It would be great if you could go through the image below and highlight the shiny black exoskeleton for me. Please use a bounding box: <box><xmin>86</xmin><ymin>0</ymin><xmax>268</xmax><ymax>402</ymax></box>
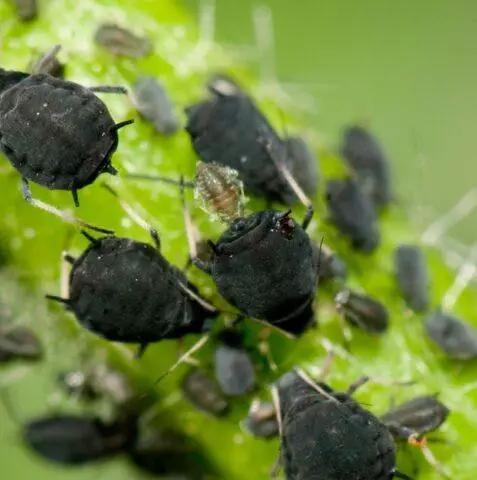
<box><xmin>326</xmin><ymin>177</ymin><xmax>380</xmax><ymax>253</ymax></box>
<box><xmin>47</xmin><ymin>235</ymin><xmax>218</xmax><ymax>347</ymax></box>
<box><xmin>194</xmin><ymin>210</ymin><xmax>319</xmax><ymax>335</ymax></box>
<box><xmin>274</xmin><ymin>371</ymin><xmax>410</xmax><ymax>480</ymax></box>
<box><xmin>186</xmin><ymin>80</ymin><xmax>315</xmax><ymax>205</ymax></box>
<box><xmin>0</xmin><ymin>69</ymin><xmax>131</xmax><ymax>205</ymax></box>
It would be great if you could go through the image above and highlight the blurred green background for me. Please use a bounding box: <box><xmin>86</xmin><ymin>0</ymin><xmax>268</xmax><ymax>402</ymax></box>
<box><xmin>1</xmin><ymin>1</ymin><xmax>477</xmax><ymax>479</ymax></box>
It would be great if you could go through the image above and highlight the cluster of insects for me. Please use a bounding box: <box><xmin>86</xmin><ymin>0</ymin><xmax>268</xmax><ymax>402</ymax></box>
<box><xmin>2</xmin><ymin>11</ymin><xmax>474</xmax><ymax>480</ymax></box>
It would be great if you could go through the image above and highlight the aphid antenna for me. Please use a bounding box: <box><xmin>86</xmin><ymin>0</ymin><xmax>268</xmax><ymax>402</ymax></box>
<box><xmin>111</xmin><ymin>119</ymin><xmax>135</xmax><ymax>132</ymax></box>
<box><xmin>411</xmin><ymin>436</ymin><xmax>451</xmax><ymax>479</ymax></box>
<box><xmin>20</xmin><ymin>178</ymin><xmax>114</xmax><ymax>234</ymax></box>
<box><xmin>294</xmin><ymin>368</ymin><xmax>340</xmax><ymax>404</ymax></box>
<box><xmin>176</xmin><ymin>280</ymin><xmax>218</xmax><ymax>313</ymax></box>
<box><xmin>270</xmin><ymin>385</ymin><xmax>283</xmax><ymax>437</ymax></box>
<box><xmin>393</xmin><ymin>471</ymin><xmax>414</xmax><ymax>480</ymax></box>
<box><xmin>31</xmin><ymin>44</ymin><xmax>62</xmax><ymax>74</ymax></box>
<box><xmin>258</xmin><ymin>126</ymin><xmax>314</xmax><ymax>230</ymax></box>
<box><xmin>318</xmin><ymin>348</ymin><xmax>334</xmax><ymax>382</ymax></box>
<box><xmin>101</xmin><ymin>182</ymin><xmax>161</xmax><ymax>249</ymax></box>
<box><xmin>126</xmin><ymin>172</ymin><xmax>195</xmax><ymax>188</ymax></box>
<box><xmin>441</xmin><ymin>242</ymin><xmax>477</xmax><ymax>311</ymax></box>
<box><xmin>421</xmin><ymin>187</ymin><xmax>477</xmax><ymax>246</ymax></box>
<box><xmin>88</xmin><ymin>85</ymin><xmax>128</xmax><ymax>95</ymax></box>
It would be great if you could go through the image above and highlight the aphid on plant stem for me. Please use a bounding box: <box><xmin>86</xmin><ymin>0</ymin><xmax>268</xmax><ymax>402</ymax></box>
<box><xmin>335</xmin><ymin>288</ymin><xmax>389</xmax><ymax>334</ymax></box>
<box><xmin>272</xmin><ymin>369</ymin><xmax>411</xmax><ymax>480</ymax></box>
<box><xmin>0</xmin><ymin>324</ymin><xmax>42</xmax><ymax>363</ymax></box>
<box><xmin>94</xmin><ymin>24</ymin><xmax>152</xmax><ymax>58</ymax></box>
<box><xmin>394</xmin><ymin>244</ymin><xmax>429</xmax><ymax>312</ymax></box>
<box><xmin>0</xmin><ymin>46</ymin><xmax>133</xmax><ymax>233</ymax></box>
<box><xmin>194</xmin><ymin>161</ymin><xmax>246</xmax><ymax>222</ymax></box>
<box><xmin>180</xmin><ymin>368</ymin><xmax>229</xmax><ymax>417</ymax></box>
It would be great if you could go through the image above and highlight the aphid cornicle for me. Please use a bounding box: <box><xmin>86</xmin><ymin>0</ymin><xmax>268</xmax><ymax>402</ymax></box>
<box><xmin>185</xmin><ymin>78</ymin><xmax>306</xmax><ymax>205</ymax></box>
<box><xmin>0</xmin><ymin>325</ymin><xmax>42</xmax><ymax>363</ymax></box>
<box><xmin>326</xmin><ymin>177</ymin><xmax>380</xmax><ymax>253</ymax></box>
<box><xmin>47</xmin><ymin>233</ymin><xmax>218</xmax><ymax>350</ymax></box>
<box><xmin>273</xmin><ymin>370</ymin><xmax>410</xmax><ymax>480</ymax></box>
<box><xmin>0</xmin><ymin>59</ymin><xmax>133</xmax><ymax>228</ymax></box>
<box><xmin>214</xmin><ymin>329</ymin><xmax>256</xmax><ymax>396</ymax></box>
<box><xmin>341</xmin><ymin>124</ymin><xmax>392</xmax><ymax>208</ymax></box>
<box><xmin>28</xmin><ymin>48</ymin><xmax>65</xmax><ymax>78</ymax></box>
<box><xmin>381</xmin><ymin>395</ymin><xmax>450</xmax><ymax>439</ymax></box>
<box><xmin>130</xmin><ymin>76</ymin><xmax>180</xmax><ymax>135</ymax></box>
<box><xmin>242</xmin><ymin>400</ymin><xmax>278</xmax><ymax>439</ymax></box>
<box><xmin>180</xmin><ymin>368</ymin><xmax>229</xmax><ymax>417</ymax></box>
<box><xmin>23</xmin><ymin>413</ymin><xmax>136</xmax><ymax>465</ymax></box>
<box><xmin>394</xmin><ymin>244</ymin><xmax>429</xmax><ymax>312</ymax></box>
<box><xmin>94</xmin><ymin>24</ymin><xmax>152</xmax><ymax>58</ymax></box>
<box><xmin>424</xmin><ymin>308</ymin><xmax>477</xmax><ymax>360</ymax></box>
<box><xmin>335</xmin><ymin>288</ymin><xmax>389</xmax><ymax>334</ymax></box>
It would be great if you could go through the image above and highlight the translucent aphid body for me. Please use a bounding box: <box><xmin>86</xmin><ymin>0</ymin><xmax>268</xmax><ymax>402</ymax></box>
<box><xmin>194</xmin><ymin>162</ymin><xmax>246</xmax><ymax>223</ymax></box>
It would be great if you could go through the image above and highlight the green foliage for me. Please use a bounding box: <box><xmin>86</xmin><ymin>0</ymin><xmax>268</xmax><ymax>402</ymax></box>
<box><xmin>0</xmin><ymin>1</ymin><xmax>476</xmax><ymax>479</ymax></box>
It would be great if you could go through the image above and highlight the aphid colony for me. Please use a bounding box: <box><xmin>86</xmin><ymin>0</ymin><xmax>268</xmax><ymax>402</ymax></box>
<box><xmin>0</xmin><ymin>22</ymin><xmax>470</xmax><ymax>480</ymax></box>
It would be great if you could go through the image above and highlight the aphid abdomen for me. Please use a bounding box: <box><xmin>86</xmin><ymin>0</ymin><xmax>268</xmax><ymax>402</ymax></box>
<box><xmin>0</xmin><ymin>75</ymin><xmax>117</xmax><ymax>190</ymax></box>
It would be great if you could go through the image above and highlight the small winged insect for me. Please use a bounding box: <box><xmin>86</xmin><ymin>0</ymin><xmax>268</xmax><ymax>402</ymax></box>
<box><xmin>194</xmin><ymin>161</ymin><xmax>246</xmax><ymax>223</ymax></box>
<box><xmin>129</xmin><ymin>427</ymin><xmax>221</xmax><ymax>478</ymax></box>
<box><xmin>326</xmin><ymin>177</ymin><xmax>380</xmax><ymax>253</ymax></box>
<box><xmin>214</xmin><ymin>328</ymin><xmax>256</xmax><ymax>396</ymax></box>
<box><xmin>180</xmin><ymin>368</ymin><xmax>229</xmax><ymax>417</ymax></box>
<box><xmin>27</xmin><ymin>48</ymin><xmax>65</xmax><ymax>78</ymax></box>
<box><xmin>9</xmin><ymin>0</ymin><xmax>37</xmax><ymax>21</ymax></box>
<box><xmin>272</xmin><ymin>370</ymin><xmax>411</xmax><ymax>480</ymax></box>
<box><xmin>381</xmin><ymin>395</ymin><xmax>451</xmax><ymax>477</ymax></box>
<box><xmin>94</xmin><ymin>23</ymin><xmax>152</xmax><ymax>58</ymax></box>
<box><xmin>335</xmin><ymin>288</ymin><xmax>389</xmax><ymax>334</ymax></box>
<box><xmin>46</xmin><ymin>184</ymin><xmax>219</xmax><ymax>360</ymax></box>
<box><xmin>23</xmin><ymin>412</ymin><xmax>137</xmax><ymax>465</ymax></box>
<box><xmin>424</xmin><ymin>308</ymin><xmax>477</xmax><ymax>360</ymax></box>
<box><xmin>241</xmin><ymin>399</ymin><xmax>278</xmax><ymax>439</ymax></box>
<box><xmin>58</xmin><ymin>364</ymin><xmax>133</xmax><ymax>405</ymax></box>
<box><xmin>0</xmin><ymin>46</ymin><xmax>133</xmax><ymax>232</ymax></box>
<box><xmin>394</xmin><ymin>244</ymin><xmax>429</xmax><ymax>312</ymax></box>
<box><xmin>341</xmin><ymin>124</ymin><xmax>392</xmax><ymax>208</ymax></box>
<box><xmin>186</xmin><ymin>75</ymin><xmax>304</xmax><ymax>205</ymax></box>
<box><xmin>0</xmin><ymin>324</ymin><xmax>42</xmax><ymax>363</ymax></box>
<box><xmin>130</xmin><ymin>76</ymin><xmax>180</xmax><ymax>135</ymax></box>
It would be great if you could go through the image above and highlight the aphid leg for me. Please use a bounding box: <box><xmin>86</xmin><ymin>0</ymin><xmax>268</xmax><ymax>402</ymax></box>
<box><xmin>442</xmin><ymin>242</ymin><xmax>477</xmax><ymax>311</ymax></box>
<box><xmin>31</xmin><ymin>44</ymin><xmax>61</xmax><ymax>74</ymax></box>
<box><xmin>259</xmin><ymin>129</ymin><xmax>314</xmax><ymax>230</ymax></box>
<box><xmin>110</xmin><ymin>119</ymin><xmax>135</xmax><ymax>133</ymax></box>
<box><xmin>71</xmin><ymin>188</ymin><xmax>79</xmax><ymax>208</ymax></box>
<box><xmin>180</xmin><ymin>175</ymin><xmax>212</xmax><ymax>274</ymax></box>
<box><xmin>294</xmin><ymin>368</ymin><xmax>340</xmax><ymax>404</ymax></box>
<box><xmin>60</xmin><ymin>251</ymin><xmax>74</xmax><ymax>299</ymax></box>
<box><xmin>88</xmin><ymin>85</ymin><xmax>128</xmax><ymax>94</ymax></box>
<box><xmin>346</xmin><ymin>375</ymin><xmax>371</xmax><ymax>396</ymax></box>
<box><xmin>135</xmin><ymin>343</ymin><xmax>148</xmax><ymax>360</ymax></box>
<box><xmin>101</xmin><ymin>182</ymin><xmax>160</xmax><ymax>250</ymax></box>
<box><xmin>21</xmin><ymin>178</ymin><xmax>114</xmax><ymax>234</ymax></box>
<box><xmin>270</xmin><ymin>385</ymin><xmax>283</xmax><ymax>437</ymax></box>
<box><xmin>318</xmin><ymin>348</ymin><xmax>334</xmax><ymax>382</ymax></box>
<box><xmin>421</xmin><ymin>187</ymin><xmax>477</xmax><ymax>245</ymax></box>
<box><xmin>393</xmin><ymin>471</ymin><xmax>414</xmax><ymax>480</ymax></box>
<box><xmin>176</xmin><ymin>280</ymin><xmax>218</xmax><ymax>314</ymax></box>
<box><xmin>126</xmin><ymin>172</ymin><xmax>195</xmax><ymax>188</ymax></box>
<box><xmin>258</xmin><ymin>327</ymin><xmax>277</xmax><ymax>371</ymax></box>
<box><xmin>176</xmin><ymin>337</ymin><xmax>200</xmax><ymax>366</ymax></box>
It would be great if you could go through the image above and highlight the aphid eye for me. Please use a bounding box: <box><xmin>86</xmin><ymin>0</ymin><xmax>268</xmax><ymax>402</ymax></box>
<box><xmin>276</xmin><ymin>214</ymin><xmax>295</xmax><ymax>239</ymax></box>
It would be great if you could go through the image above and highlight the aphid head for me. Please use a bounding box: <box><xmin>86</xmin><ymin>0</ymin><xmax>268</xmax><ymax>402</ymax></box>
<box><xmin>0</xmin><ymin>69</ymin><xmax>29</xmax><ymax>95</ymax></box>
<box><xmin>272</xmin><ymin>211</ymin><xmax>295</xmax><ymax>240</ymax></box>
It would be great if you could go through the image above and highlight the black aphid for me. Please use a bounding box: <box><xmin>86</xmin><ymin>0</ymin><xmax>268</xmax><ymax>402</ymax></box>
<box><xmin>0</xmin><ymin>325</ymin><xmax>42</xmax><ymax>363</ymax></box>
<box><xmin>0</xmin><ymin>53</ymin><xmax>132</xmax><ymax>231</ymax></box>
<box><xmin>47</xmin><ymin>232</ymin><xmax>218</xmax><ymax>353</ymax></box>
<box><xmin>130</xmin><ymin>76</ymin><xmax>180</xmax><ymax>135</ymax></box>
<box><xmin>180</xmin><ymin>369</ymin><xmax>229</xmax><ymax>417</ymax></box>
<box><xmin>394</xmin><ymin>244</ymin><xmax>429</xmax><ymax>312</ymax></box>
<box><xmin>335</xmin><ymin>288</ymin><xmax>389</xmax><ymax>334</ymax></box>
<box><xmin>28</xmin><ymin>47</ymin><xmax>65</xmax><ymax>78</ymax></box>
<box><xmin>273</xmin><ymin>370</ymin><xmax>410</xmax><ymax>480</ymax></box>
<box><xmin>128</xmin><ymin>427</ymin><xmax>221</xmax><ymax>478</ymax></box>
<box><xmin>185</xmin><ymin>77</ymin><xmax>311</xmax><ymax>205</ymax></box>
<box><xmin>214</xmin><ymin>329</ymin><xmax>256</xmax><ymax>396</ymax></box>
<box><xmin>381</xmin><ymin>395</ymin><xmax>450</xmax><ymax>439</ymax></box>
<box><xmin>326</xmin><ymin>177</ymin><xmax>380</xmax><ymax>253</ymax></box>
<box><xmin>424</xmin><ymin>308</ymin><xmax>477</xmax><ymax>360</ymax></box>
<box><xmin>341</xmin><ymin>124</ymin><xmax>392</xmax><ymax>208</ymax></box>
<box><xmin>9</xmin><ymin>0</ymin><xmax>37</xmax><ymax>21</ymax></box>
<box><xmin>23</xmin><ymin>413</ymin><xmax>136</xmax><ymax>465</ymax></box>
<box><xmin>94</xmin><ymin>24</ymin><xmax>152</xmax><ymax>58</ymax></box>
<box><xmin>242</xmin><ymin>400</ymin><xmax>278</xmax><ymax>439</ymax></box>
